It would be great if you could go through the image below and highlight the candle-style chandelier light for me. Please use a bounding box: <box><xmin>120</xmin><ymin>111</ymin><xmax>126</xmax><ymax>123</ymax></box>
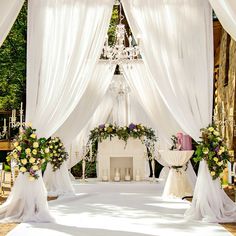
<box><xmin>101</xmin><ymin>0</ymin><xmax>141</xmax><ymax>64</ymax></box>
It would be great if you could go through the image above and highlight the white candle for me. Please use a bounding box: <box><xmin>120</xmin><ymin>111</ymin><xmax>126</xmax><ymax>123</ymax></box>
<box><xmin>105</xmin><ymin>35</ymin><xmax>108</xmax><ymax>47</ymax></box>
<box><xmin>128</xmin><ymin>36</ymin><xmax>132</xmax><ymax>47</ymax></box>
<box><xmin>20</xmin><ymin>102</ymin><xmax>23</xmax><ymax>111</ymax></box>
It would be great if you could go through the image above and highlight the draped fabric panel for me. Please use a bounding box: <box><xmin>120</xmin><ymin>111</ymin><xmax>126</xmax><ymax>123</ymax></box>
<box><xmin>209</xmin><ymin>0</ymin><xmax>236</xmax><ymax>41</ymax></box>
<box><xmin>55</xmin><ymin>62</ymin><xmax>115</xmax><ymax>144</ymax></box>
<box><xmin>122</xmin><ymin>0</ymin><xmax>213</xmax><ymax>141</ymax></box>
<box><xmin>26</xmin><ymin>0</ymin><xmax>114</xmax><ymax>138</ymax></box>
<box><xmin>185</xmin><ymin>161</ymin><xmax>236</xmax><ymax>222</ymax></box>
<box><xmin>121</xmin><ymin>62</ymin><xmax>182</xmax><ymax>145</ymax></box>
<box><xmin>0</xmin><ymin>0</ymin><xmax>24</xmax><ymax>47</ymax></box>
<box><xmin>68</xmin><ymin>93</ymin><xmax>114</xmax><ymax>168</ymax></box>
<box><xmin>122</xmin><ymin>62</ymin><xmax>196</xmax><ymax>187</ymax></box>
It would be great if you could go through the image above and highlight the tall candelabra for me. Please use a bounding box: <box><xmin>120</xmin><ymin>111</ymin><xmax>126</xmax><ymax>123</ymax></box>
<box><xmin>144</xmin><ymin>141</ymin><xmax>156</xmax><ymax>183</ymax></box>
<box><xmin>80</xmin><ymin>141</ymin><xmax>93</xmax><ymax>182</ymax></box>
<box><xmin>0</xmin><ymin>102</ymin><xmax>25</xmax><ymax>140</ymax></box>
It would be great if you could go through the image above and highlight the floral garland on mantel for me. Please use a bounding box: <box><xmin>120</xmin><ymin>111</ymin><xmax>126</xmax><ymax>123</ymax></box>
<box><xmin>194</xmin><ymin>125</ymin><xmax>230</xmax><ymax>180</ymax></box>
<box><xmin>88</xmin><ymin>123</ymin><xmax>157</xmax><ymax>160</ymax></box>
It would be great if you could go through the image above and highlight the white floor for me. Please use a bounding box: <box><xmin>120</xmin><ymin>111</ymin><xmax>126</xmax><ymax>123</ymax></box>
<box><xmin>8</xmin><ymin>180</ymin><xmax>232</xmax><ymax>236</ymax></box>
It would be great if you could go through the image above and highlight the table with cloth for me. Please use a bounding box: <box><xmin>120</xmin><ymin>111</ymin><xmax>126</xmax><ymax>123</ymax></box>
<box><xmin>159</xmin><ymin>150</ymin><xmax>194</xmax><ymax>198</ymax></box>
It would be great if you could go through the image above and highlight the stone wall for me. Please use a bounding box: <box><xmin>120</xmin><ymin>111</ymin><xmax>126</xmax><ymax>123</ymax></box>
<box><xmin>214</xmin><ymin>29</ymin><xmax>236</xmax><ymax>151</ymax></box>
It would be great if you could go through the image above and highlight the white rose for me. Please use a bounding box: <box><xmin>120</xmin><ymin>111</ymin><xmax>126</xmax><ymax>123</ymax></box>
<box><xmin>21</xmin><ymin>159</ymin><xmax>27</xmax><ymax>165</ymax></box>
<box><xmin>16</xmin><ymin>146</ymin><xmax>22</xmax><ymax>151</ymax></box>
<box><xmin>29</xmin><ymin>157</ymin><xmax>36</xmax><ymax>163</ymax></box>
<box><xmin>20</xmin><ymin>166</ymin><xmax>27</xmax><ymax>173</ymax></box>
<box><xmin>44</xmin><ymin>148</ymin><xmax>50</xmax><ymax>153</ymax></box>
<box><xmin>14</xmin><ymin>142</ymin><xmax>19</xmax><ymax>147</ymax></box>
<box><xmin>33</xmin><ymin>142</ymin><xmax>39</xmax><ymax>148</ymax></box>
<box><xmin>30</xmin><ymin>134</ymin><xmax>36</xmax><ymax>139</ymax></box>
<box><xmin>210</xmin><ymin>171</ymin><xmax>215</xmax><ymax>176</ymax></box>
<box><xmin>32</xmin><ymin>165</ymin><xmax>39</xmax><ymax>171</ymax></box>
<box><xmin>217</xmin><ymin>161</ymin><xmax>223</xmax><ymax>166</ymax></box>
<box><xmin>203</xmin><ymin>148</ymin><xmax>209</xmax><ymax>154</ymax></box>
<box><xmin>208</xmin><ymin>127</ymin><xmax>214</xmax><ymax>132</ymax></box>
<box><xmin>32</xmin><ymin>149</ymin><xmax>37</xmax><ymax>155</ymax></box>
<box><xmin>25</xmin><ymin>148</ymin><xmax>31</xmax><ymax>154</ymax></box>
<box><xmin>13</xmin><ymin>152</ymin><xmax>18</xmax><ymax>158</ymax></box>
<box><xmin>213</xmin><ymin>157</ymin><xmax>218</xmax><ymax>162</ymax></box>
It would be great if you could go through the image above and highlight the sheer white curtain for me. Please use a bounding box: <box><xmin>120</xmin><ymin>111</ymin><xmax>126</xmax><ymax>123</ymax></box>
<box><xmin>122</xmin><ymin>0</ymin><xmax>236</xmax><ymax>222</ymax></box>
<box><xmin>121</xmin><ymin>62</ymin><xmax>181</xmax><ymax>145</ymax></box>
<box><xmin>0</xmin><ymin>0</ymin><xmax>24</xmax><ymax>47</ymax></box>
<box><xmin>122</xmin><ymin>0</ymin><xmax>213</xmax><ymax>141</ymax></box>
<box><xmin>185</xmin><ymin>161</ymin><xmax>236</xmax><ymax>222</ymax></box>
<box><xmin>0</xmin><ymin>172</ymin><xmax>53</xmax><ymax>223</ymax></box>
<box><xmin>55</xmin><ymin>62</ymin><xmax>115</xmax><ymax>144</ymax></box>
<box><xmin>209</xmin><ymin>0</ymin><xmax>236</xmax><ymax>41</ymax></box>
<box><xmin>69</xmin><ymin>93</ymin><xmax>114</xmax><ymax>168</ymax></box>
<box><xmin>26</xmin><ymin>0</ymin><xmax>114</xmax><ymax>138</ymax></box>
<box><xmin>43</xmin><ymin>162</ymin><xmax>75</xmax><ymax>197</ymax></box>
<box><xmin>122</xmin><ymin>62</ymin><xmax>196</xmax><ymax>186</ymax></box>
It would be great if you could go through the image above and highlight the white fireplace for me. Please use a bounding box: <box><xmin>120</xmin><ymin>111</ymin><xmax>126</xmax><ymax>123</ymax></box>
<box><xmin>97</xmin><ymin>137</ymin><xmax>147</xmax><ymax>181</ymax></box>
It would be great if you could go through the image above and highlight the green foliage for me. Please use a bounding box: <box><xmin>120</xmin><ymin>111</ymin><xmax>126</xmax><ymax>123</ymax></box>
<box><xmin>107</xmin><ymin>5</ymin><xmax>119</xmax><ymax>45</ymax></box>
<box><xmin>71</xmin><ymin>160</ymin><xmax>97</xmax><ymax>178</ymax></box>
<box><xmin>0</xmin><ymin>2</ymin><xmax>27</xmax><ymax>110</ymax></box>
<box><xmin>194</xmin><ymin>125</ymin><xmax>230</xmax><ymax>180</ymax></box>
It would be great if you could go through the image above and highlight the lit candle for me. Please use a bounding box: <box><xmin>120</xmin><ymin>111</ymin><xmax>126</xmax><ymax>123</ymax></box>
<box><xmin>128</xmin><ymin>35</ymin><xmax>132</xmax><ymax>47</ymax></box>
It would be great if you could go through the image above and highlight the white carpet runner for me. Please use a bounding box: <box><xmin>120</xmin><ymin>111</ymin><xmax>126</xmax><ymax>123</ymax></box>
<box><xmin>7</xmin><ymin>181</ymin><xmax>232</xmax><ymax>236</ymax></box>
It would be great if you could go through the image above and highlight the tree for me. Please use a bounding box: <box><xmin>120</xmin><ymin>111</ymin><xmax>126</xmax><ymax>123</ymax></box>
<box><xmin>0</xmin><ymin>2</ymin><xmax>27</xmax><ymax>110</ymax></box>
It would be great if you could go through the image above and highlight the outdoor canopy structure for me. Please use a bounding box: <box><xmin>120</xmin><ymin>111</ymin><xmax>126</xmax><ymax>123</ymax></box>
<box><xmin>0</xmin><ymin>0</ymin><xmax>236</xmax><ymax>223</ymax></box>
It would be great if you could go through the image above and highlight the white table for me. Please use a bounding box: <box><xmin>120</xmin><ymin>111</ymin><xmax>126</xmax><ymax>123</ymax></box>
<box><xmin>159</xmin><ymin>150</ymin><xmax>194</xmax><ymax>198</ymax></box>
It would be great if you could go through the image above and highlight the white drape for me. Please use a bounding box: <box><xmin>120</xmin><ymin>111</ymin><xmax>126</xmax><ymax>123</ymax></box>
<box><xmin>0</xmin><ymin>172</ymin><xmax>53</xmax><ymax>223</ymax></box>
<box><xmin>69</xmin><ymin>92</ymin><xmax>114</xmax><ymax>168</ymax></box>
<box><xmin>122</xmin><ymin>62</ymin><xmax>197</xmax><ymax>186</ymax></box>
<box><xmin>185</xmin><ymin>161</ymin><xmax>236</xmax><ymax>222</ymax></box>
<box><xmin>0</xmin><ymin>0</ymin><xmax>24</xmax><ymax>47</ymax></box>
<box><xmin>122</xmin><ymin>0</ymin><xmax>213</xmax><ymax>141</ymax></box>
<box><xmin>209</xmin><ymin>0</ymin><xmax>236</xmax><ymax>41</ymax></box>
<box><xmin>55</xmin><ymin>62</ymin><xmax>115</xmax><ymax>144</ymax></box>
<box><xmin>43</xmin><ymin>162</ymin><xmax>75</xmax><ymax>197</ymax></box>
<box><xmin>26</xmin><ymin>0</ymin><xmax>114</xmax><ymax>138</ymax></box>
<box><xmin>121</xmin><ymin>62</ymin><xmax>181</xmax><ymax>145</ymax></box>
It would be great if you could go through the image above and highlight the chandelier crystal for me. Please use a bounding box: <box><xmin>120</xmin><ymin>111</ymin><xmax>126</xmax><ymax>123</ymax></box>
<box><xmin>101</xmin><ymin>1</ymin><xmax>141</xmax><ymax>64</ymax></box>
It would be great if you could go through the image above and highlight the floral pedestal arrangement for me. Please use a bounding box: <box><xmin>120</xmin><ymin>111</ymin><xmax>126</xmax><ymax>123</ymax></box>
<box><xmin>0</xmin><ymin>125</ymin><xmax>53</xmax><ymax>223</ymax></box>
<box><xmin>43</xmin><ymin>137</ymin><xmax>75</xmax><ymax>197</ymax></box>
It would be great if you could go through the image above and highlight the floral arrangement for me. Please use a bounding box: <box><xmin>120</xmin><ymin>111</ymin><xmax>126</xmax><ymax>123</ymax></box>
<box><xmin>47</xmin><ymin>137</ymin><xmax>68</xmax><ymax>171</ymax></box>
<box><xmin>194</xmin><ymin>125</ymin><xmax>230</xmax><ymax>180</ymax></box>
<box><xmin>7</xmin><ymin>124</ymin><xmax>49</xmax><ymax>180</ymax></box>
<box><xmin>88</xmin><ymin>123</ymin><xmax>157</xmax><ymax>160</ymax></box>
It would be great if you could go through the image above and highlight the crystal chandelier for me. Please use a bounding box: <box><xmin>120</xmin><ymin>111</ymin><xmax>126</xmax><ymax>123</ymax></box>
<box><xmin>101</xmin><ymin>0</ymin><xmax>141</xmax><ymax>64</ymax></box>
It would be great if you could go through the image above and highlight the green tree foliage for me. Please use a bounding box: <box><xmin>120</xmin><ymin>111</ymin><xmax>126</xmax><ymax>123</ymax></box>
<box><xmin>0</xmin><ymin>2</ymin><xmax>27</xmax><ymax>110</ymax></box>
<box><xmin>0</xmin><ymin>3</ymin><xmax>119</xmax><ymax>111</ymax></box>
<box><xmin>108</xmin><ymin>5</ymin><xmax>119</xmax><ymax>45</ymax></box>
